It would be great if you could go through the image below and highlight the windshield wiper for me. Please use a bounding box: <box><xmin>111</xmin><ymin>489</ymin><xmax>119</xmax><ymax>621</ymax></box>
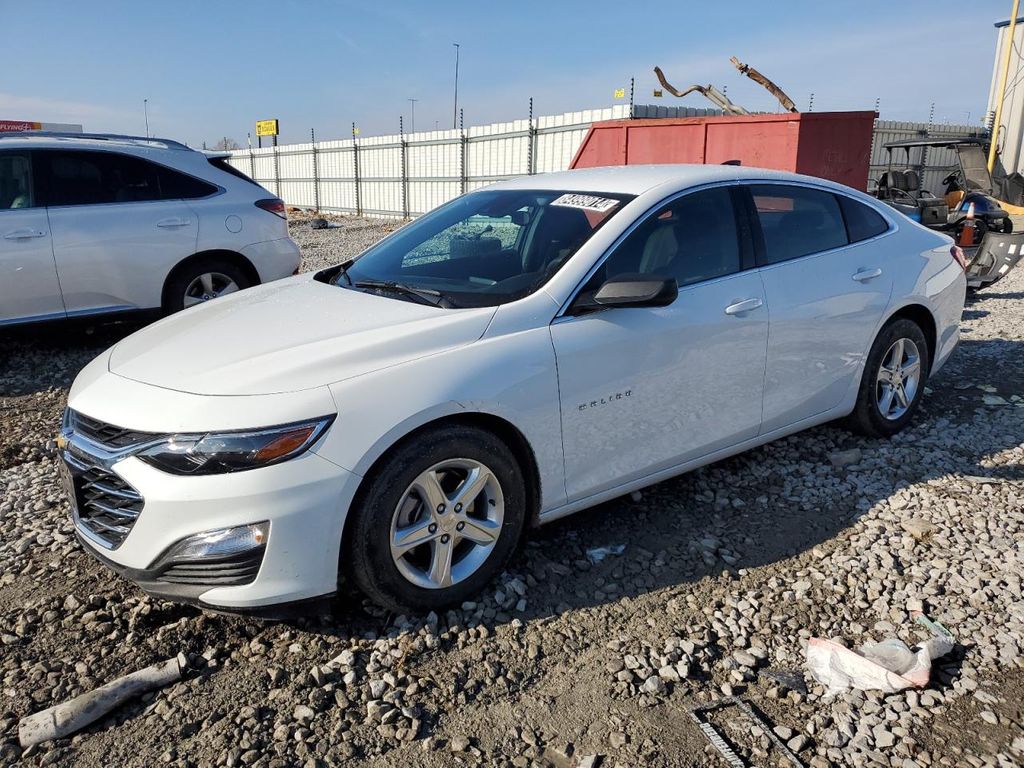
<box><xmin>352</xmin><ymin>280</ymin><xmax>456</xmax><ymax>308</ymax></box>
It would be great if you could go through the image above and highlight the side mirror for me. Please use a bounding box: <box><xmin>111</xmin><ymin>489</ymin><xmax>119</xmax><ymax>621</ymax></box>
<box><xmin>593</xmin><ymin>273</ymin><xmax>678</xmax><ymax>308</ymax></box>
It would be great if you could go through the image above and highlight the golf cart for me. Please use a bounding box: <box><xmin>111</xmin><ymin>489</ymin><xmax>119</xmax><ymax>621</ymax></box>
<box><xmin>873</xmin><ymin>138</ymin><xmax>1012</xmax><ymax>244</ymax></box>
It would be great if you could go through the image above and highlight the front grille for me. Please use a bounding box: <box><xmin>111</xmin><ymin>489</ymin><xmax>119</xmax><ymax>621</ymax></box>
<box><xmin>65</xmin><ymin>452</ymin><xmax>144</xmax><ymax>548</ymax></box>
<box><xmin>155</xmin><ymin>549</ymin><xmax>265</xmax><ymax>586</ymax></box>
<box><xmin>69</xmin><ymin>410</ymin><xmax>158</xmax><ymax>449</ymax></box>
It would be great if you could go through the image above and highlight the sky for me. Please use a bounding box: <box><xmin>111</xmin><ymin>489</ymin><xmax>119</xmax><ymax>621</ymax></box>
<box><xmin>0</xmin><ymin>0</ymin><xmax>1014</xmax><ymax>147</ymax></box>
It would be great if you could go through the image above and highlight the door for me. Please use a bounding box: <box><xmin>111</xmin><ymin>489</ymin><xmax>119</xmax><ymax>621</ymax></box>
<box><xmin>36</xmin><ymin>149</ymin><xmax>199</xmax><ymax>315</ymax></box>
<box><xmin>551</xmin><ymin>185</ymin><xmax>769</xmax><ymax>501</ymax></box>
<box><xmin>746</xmin><ymin>184</ymin><xmax>895</xmax><ymax>433</ymax></box>
<box><xmin>0</xmin><ymin>151</ymin><xmax>64</xmax><ymax>324</ymax></box>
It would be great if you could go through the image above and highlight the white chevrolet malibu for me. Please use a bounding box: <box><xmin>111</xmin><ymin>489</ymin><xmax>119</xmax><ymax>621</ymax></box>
<box><xmin>58</xmin><ymin>165</ymin><xmax>966</xmax><ymax>614</ymax></box>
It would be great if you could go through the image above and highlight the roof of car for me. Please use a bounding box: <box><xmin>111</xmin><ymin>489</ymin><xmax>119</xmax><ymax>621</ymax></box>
<box><xmin>488</xmin><ymin>163</ymin><xmax>842</xmax><ymax>196</ymax></box>
<box><xmin>0</xmin><ymin>131</ymin><xmax>193</xmax><ymax>153</ymax></box>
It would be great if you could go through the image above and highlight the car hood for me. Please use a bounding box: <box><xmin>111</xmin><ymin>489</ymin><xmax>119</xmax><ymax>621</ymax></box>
<box><xmin>109</xmin><ymin>276</ymin><xmax>497</xmax><ymax>395</ymax></box>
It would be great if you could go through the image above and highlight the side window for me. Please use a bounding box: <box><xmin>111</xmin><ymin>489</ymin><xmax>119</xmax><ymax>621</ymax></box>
<box><xmin>37</xmin><ymin>150</ymin><xmax>213</xmax><ymax>206</ymax></box>
<box><xmin>750</xmin><ymin>184</ymin><xmax>848</xmax><ymax>264</ymax></box>
<box><xmin>0</xmin><ymin>153</ymin><xmax>33</xmax><ymax>209</ymax></box>
<box><xmin>157</xmin><ymin>165</ymin><xmax>217</xmax><ymax>199</ymax></box>
<box><xmin>838</xmin><ymin>196</ymin><xmax>889</xmax><ymax>243</ymax></box>
<box><xmin>582</xmin><ymin>186</ymin><xmax>741</xmax><ymax>295</ymax></box>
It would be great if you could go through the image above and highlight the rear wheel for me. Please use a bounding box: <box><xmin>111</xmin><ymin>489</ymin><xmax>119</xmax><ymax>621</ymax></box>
<box><xmin>163</xmin><ymin>258</ymin><xmax>252</xmax><ymax>314</ymax></box>
<box><xmin>345</xmin><ymin>425</ymin><xmax>527</xmax><ymax>613</ymax></box>
<box><xmin>845</xmin><ymin>318</ymin><xmax>930</xmax><ymax>438</ymax></box>
<box><xmin>1002</xmin><ymin>218</ymin><xmax>1014</xmax><ymax>234</ymax></box>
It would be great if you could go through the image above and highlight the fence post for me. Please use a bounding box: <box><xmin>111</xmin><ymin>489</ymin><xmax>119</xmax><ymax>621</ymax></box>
<box><xmin>527</xmin><ymin>97</ymin><xmax>536</xmax><ymax>175</ymax></box>
<box><xmin>311</xmin><ymin>128</ymin><xmax>320</xmax><ymax>213</ymax></box>
<box><xmin>459</xmin><ymin>108</ymin><xmax>468</xmax><ymax>195</ymax></box>
<box><xmin>352</xmin><ymin>123</ymin><xmax>362</xmax><ymax>217</ymax></box>
<box><xmin>272</xmin><ymin>141</ymin><xmax>281</xmax><ymax>198</ymax></box>
<box><xmin>629</xmin><ymin>77</ymin><xmax>635</xmax><ymax>119</ymax></box>
<box><xmin>399</xmin><ymin>116</ymin><xmax>409</xmax><ymax>219</ymax></box>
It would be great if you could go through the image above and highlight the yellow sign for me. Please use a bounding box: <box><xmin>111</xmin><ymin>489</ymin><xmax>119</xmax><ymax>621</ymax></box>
<box><xmin>613</xmin><ymin>88</ymin><xmax>626</xmax><ymax>99</ymax></box>
<box><xmin>256</xmin><ymin>119</ymin><xmax>279</xmax><ymax>137</ymax></box>
<box><xmin>653</xmin><ymin>89</ymin><xmax>663</xmax><ymax>98</ymax></box>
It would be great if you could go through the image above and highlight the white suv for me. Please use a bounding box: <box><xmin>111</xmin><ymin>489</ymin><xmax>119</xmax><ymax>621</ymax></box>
<box><xmin>0</xmin><ymin>132</ymin><xmax>301</xmax><ymax>327</ymax></box>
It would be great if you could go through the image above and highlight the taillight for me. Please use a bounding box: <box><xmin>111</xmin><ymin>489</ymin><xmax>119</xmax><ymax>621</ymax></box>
<box><xmin>950</xmin><ymin>245</ymin><xmax>968</xmax><ymax>271</ymax></box>
<box><xmin>255</xmin><ymin>198</ymin><xmax>287</xmax><ymax>219</ymax></box>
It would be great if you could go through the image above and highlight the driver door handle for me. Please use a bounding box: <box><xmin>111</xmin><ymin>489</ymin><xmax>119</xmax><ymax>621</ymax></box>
<box><xmin>156</xmin><ymin>218</ymin><xmax>191</xmax><ymax>228</ymax></box>
<box><xmin>3</xmin><ymin>229</ymin><xmax>46</xmax><ymax>240</ymax></box>
<box><xmin>724</xmin><ymin>297</ymin><xmax>763</xmax><ymax>315</ymax></box>
<box><xmin>852</xmin><ymin>267</ymin><xmax>883</xmax><ymax>282</ymax></box>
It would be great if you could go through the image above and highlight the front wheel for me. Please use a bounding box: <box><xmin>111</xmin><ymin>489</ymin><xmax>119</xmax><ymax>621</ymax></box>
<box><xmin>345</xmin><ymin>425</ymin><xmax>527</xmax><ymax>613</ymax></box>
<box><xmin>845</xmin><ymin>318</ymin><xmax>930</xmax><ymax>438</ymax></box>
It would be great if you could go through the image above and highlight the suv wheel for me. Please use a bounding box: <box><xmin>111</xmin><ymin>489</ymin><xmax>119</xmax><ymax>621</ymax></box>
<box><xmin>346</xmin><ymin>425</ymin><xmax>527</xmax><ymax>613</ymax></box>
<box><xmin>845</xmin><ymin>318</ymin><xmax>930</xmax><ymax>437</ymax></box>
<box><xmin>164</xmin><ymin>259</ymin><xmax>251</xmax><ymax>313</ymax></box>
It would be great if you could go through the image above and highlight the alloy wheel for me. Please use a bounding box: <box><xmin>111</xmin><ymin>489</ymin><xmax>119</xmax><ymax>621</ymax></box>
<box><xmin>875</xmin><ymin>337</ymin><xmax>921</xmax><ymax>420</ymax></box>
<box><xmin>389</xmin><ymin>459</ymin><xmax>504</xmax><ymax>590</ymax></box>
<box><xmin>183</xmin><ymin>272</ymin><xmax>240</xmax><ymax>308</ymax></box>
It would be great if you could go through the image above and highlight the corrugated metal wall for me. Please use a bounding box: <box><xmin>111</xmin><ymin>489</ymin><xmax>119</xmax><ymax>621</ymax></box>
<box><xmin>988</xmin><ymin>18</ymin><xmax>1024</xmax><ymax>174</ymax></box>
<box><xmin>228</xmin><ymin>108</ymin><xmax>980</xmax><ymax>218</ymax></box>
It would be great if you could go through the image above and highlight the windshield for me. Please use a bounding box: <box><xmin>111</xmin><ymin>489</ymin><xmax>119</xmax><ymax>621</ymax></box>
<box><xmin>326</xmin><ymin>189</ymin><xmax>634</xmax><ymax>307</ymax></box>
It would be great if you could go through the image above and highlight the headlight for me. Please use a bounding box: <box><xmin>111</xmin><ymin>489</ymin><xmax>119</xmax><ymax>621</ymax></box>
<box><xmin>138</xmin><ymin>417</ymin><xmax>334</xmax><ymax>475</ymax></box>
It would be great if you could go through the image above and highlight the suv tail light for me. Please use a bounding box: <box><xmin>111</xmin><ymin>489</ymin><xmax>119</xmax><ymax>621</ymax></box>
<box><xmin>255</xmin><ymin>198</ymin><xmax>287</xmax><ymax>219</ymax></box>
<box><xmin>950</xmin><ymin>245</ymin><xmax>968</xmax><ymax>271</ymax></box>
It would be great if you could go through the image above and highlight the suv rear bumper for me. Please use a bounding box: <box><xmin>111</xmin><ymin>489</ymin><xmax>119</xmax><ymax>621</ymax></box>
<box><xmin>242</xmin><ymin>237</ymin><xmax>302</xmax><ymax>282</ymax></box>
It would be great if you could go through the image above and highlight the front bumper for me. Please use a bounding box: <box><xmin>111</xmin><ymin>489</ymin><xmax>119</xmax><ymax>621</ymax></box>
<box><xmin>63</xmin><ymin>448</ymin><xmax>359</xmax><ymax>610</ymax></box>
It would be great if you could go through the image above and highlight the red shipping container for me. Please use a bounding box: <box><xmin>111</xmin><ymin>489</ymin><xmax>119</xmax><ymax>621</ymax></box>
<box><xmin>570</xmin><ymin>111</ymin><xmax>876</xmax><ymax>190</ymax></box>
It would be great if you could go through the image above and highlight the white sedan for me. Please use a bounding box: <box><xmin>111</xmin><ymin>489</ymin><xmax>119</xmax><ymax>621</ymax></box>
<box><xmin>58</xmin><ymin>165</ymin><xmax>966</xmax><ymax>614</ymax></box>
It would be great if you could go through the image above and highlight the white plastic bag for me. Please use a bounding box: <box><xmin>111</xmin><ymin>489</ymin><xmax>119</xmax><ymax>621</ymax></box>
<box><xmin>805</xmin><ymin>633</ymin><xmax>953</xmax><ymax>695</ymax></box>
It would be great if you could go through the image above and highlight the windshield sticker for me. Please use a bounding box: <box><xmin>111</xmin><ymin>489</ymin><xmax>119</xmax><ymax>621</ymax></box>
<box><xmin>551</xmin><ymin>194</ymin><xmax>620</xmax><ymax>212</ymax></box>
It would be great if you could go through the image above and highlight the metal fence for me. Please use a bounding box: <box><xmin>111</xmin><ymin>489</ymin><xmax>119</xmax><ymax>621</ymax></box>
<box><xmin>228</xmin><ymin>109</ymin><xmax>983</xmax><ymax>219</ymax></box>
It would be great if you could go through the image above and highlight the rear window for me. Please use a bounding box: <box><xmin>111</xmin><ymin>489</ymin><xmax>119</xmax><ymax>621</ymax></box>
<box><xmin>750</xmin><ymin>184</ymin><xmax>848</xmax><ymax>264</ymax></box>
<box><xmin>838</xmin><ymin>196</ymin><xmax>889</xmax><ymax>242</ymax></box>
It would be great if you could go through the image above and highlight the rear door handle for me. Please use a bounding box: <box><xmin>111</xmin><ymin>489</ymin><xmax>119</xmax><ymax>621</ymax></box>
<box><xmin>156</xmin><ymin>218</ymin><xmax>191</xmax><ymax>228</ymax></box>
<box><xmin>852</xmin><ymin>267</ymin><xmax>883</xmax><ymax>282</ymax></box>
<box><xmin>3</xmin><ymin>229</ymin><xmax>46</xmax><ymax>240</ymax></box>
<box><xmin>724</xmin><ymin>297</ymin><xmax>763</xmax><ymax>315</ymax></box>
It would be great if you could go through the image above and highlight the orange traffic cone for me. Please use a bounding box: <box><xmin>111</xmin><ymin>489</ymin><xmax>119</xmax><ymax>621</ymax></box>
<box><xmin>958</xmin><ymin>202</ymin><xmax>977</xmax><ymax>247</ymax></box>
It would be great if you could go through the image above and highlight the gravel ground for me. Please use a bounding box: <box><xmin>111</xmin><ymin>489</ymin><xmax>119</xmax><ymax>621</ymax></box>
<box><xmin>0</xmin><ymin>213</ymin><xmax>1022</xmax><ymax>768</ymax></box>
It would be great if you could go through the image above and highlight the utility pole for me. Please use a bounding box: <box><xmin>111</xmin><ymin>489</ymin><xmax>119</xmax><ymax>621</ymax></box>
<box><xmin>408</xmin><ymin>98</ymin><xmax>418</xmax><ymax>134</ymax></box>
<box><xmin>989</xmin><ymin>0</ymin><xmax>1021</xmax><ymax>171</ymax></box>
<box><xmin>143</xmin><ymin>99</ymin><xmax>149</xmax><ymax>137</ymax></box>
<box><xmin>452</xmin><ymin>43</ymin><xmax>460</xmax><ymax>129</ymax></box>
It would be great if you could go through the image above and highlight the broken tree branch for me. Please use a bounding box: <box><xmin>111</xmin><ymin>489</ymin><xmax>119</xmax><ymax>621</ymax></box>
<box><xmin>19</xmin><ymin>653</ymin><xmax>188</xmax><ymax>748</ymax></box>
<box><xmin>653</xmin><ymin>66</ymin><xmax>749</xmax><ymax>115</ymax></box>
<box><xmin>729</xmin><ymin>56</ymin><xmax>798</xmax><ymax>113</ymax></box>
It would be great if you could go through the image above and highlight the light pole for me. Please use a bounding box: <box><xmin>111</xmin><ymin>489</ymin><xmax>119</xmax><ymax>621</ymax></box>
<box><xmin>143</xmin><ymin>99</ymin><xmax>150</xmax><ymax>137</ymax></box>
<box><xmin>408</xmin><ymin>98</ymin><xmax>418</xmax><ymax>134</ymax></box>
<box><xmin>452</xmin><ymin>43</ymin><xmax>460</xmax><ymax>129</ymax></box>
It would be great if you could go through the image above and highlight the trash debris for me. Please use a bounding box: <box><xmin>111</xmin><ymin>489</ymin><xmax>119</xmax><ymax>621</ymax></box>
<box><xmin>309</xmin><ymin>218</ymin><xmax>329</xmax><ymax>229</ymax></box>
<box><xmin>689</xmin><ymin>697</ymin><xmax>805</xmax><ymax>768</ymax></box>
<box><xmin>805</xmin><ymin>619</ymin><xmax>954</xmax><ymax>695</ymax></box>
<box><xmin>576</xmin><ymin>756</ymin><xmax>603</xmax><ymax>768</ymax></box>
<box><xmin>586</xmin><ymin>544</ymin><xmax>626</xmax><ymax>564</ymax></box>
<box><xmin>828</xmin><ymin>448</ymin><xmax>862</xmax><ymax>469</ymax></box>
<box><xmin>19</xmin><ymin>653</ymin><xmax>189</xmax><ymax>748</ymax></box>
<box><xmin>760</xmin><ymin>668</ymin><xmax>808</xmax><ymax>695</ymax></box>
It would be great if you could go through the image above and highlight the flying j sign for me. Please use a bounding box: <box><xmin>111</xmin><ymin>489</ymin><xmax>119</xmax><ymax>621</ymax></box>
<box><xmin>256</xmin><ymin>119</ymin><xmax>279</xmax><ymax>137</ymax></box>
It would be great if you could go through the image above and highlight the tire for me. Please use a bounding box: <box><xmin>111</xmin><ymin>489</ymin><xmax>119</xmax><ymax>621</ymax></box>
<box><xmin>163</xmin><ymin>258</ymin><xmax>252</xmax><ymax>314</ymax></box>
<box><xmin>845</xmin><ymin>318</ymin><xmax>931</xmax><ymax>438</ymax></box>
<box><xmin>1002</xmin><ymin>218</ymin><xmax>1014</xmax><ymax>234</ymax></box>
<box><xmin>345</xmin><ymin>425</ymin><xmax>527</xmax><ymax>613</ymax></box>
